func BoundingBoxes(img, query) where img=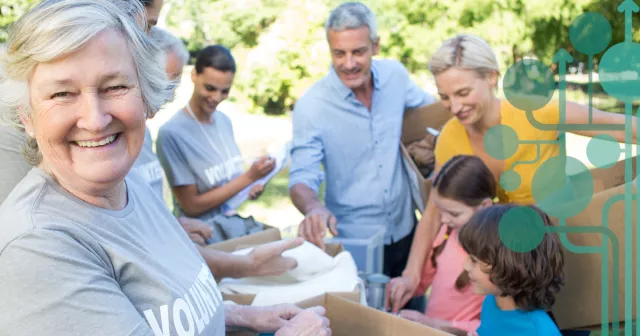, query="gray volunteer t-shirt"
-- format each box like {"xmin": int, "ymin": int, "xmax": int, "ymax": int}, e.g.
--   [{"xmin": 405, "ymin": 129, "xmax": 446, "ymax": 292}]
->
[
  {"xmin": 131, "ymin": 126, "xmax": 164, "ymax": 200},
  {"xmin": 0, "ymin": 168, "xmax": 226, "ymax": 336},
  {"xmin": 0, "ymin": 124, "xmax": 31, "ymax": 204},
  {"xmin": 156, "ymin": 109, "xmax": 243, "ymax": 223}
]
